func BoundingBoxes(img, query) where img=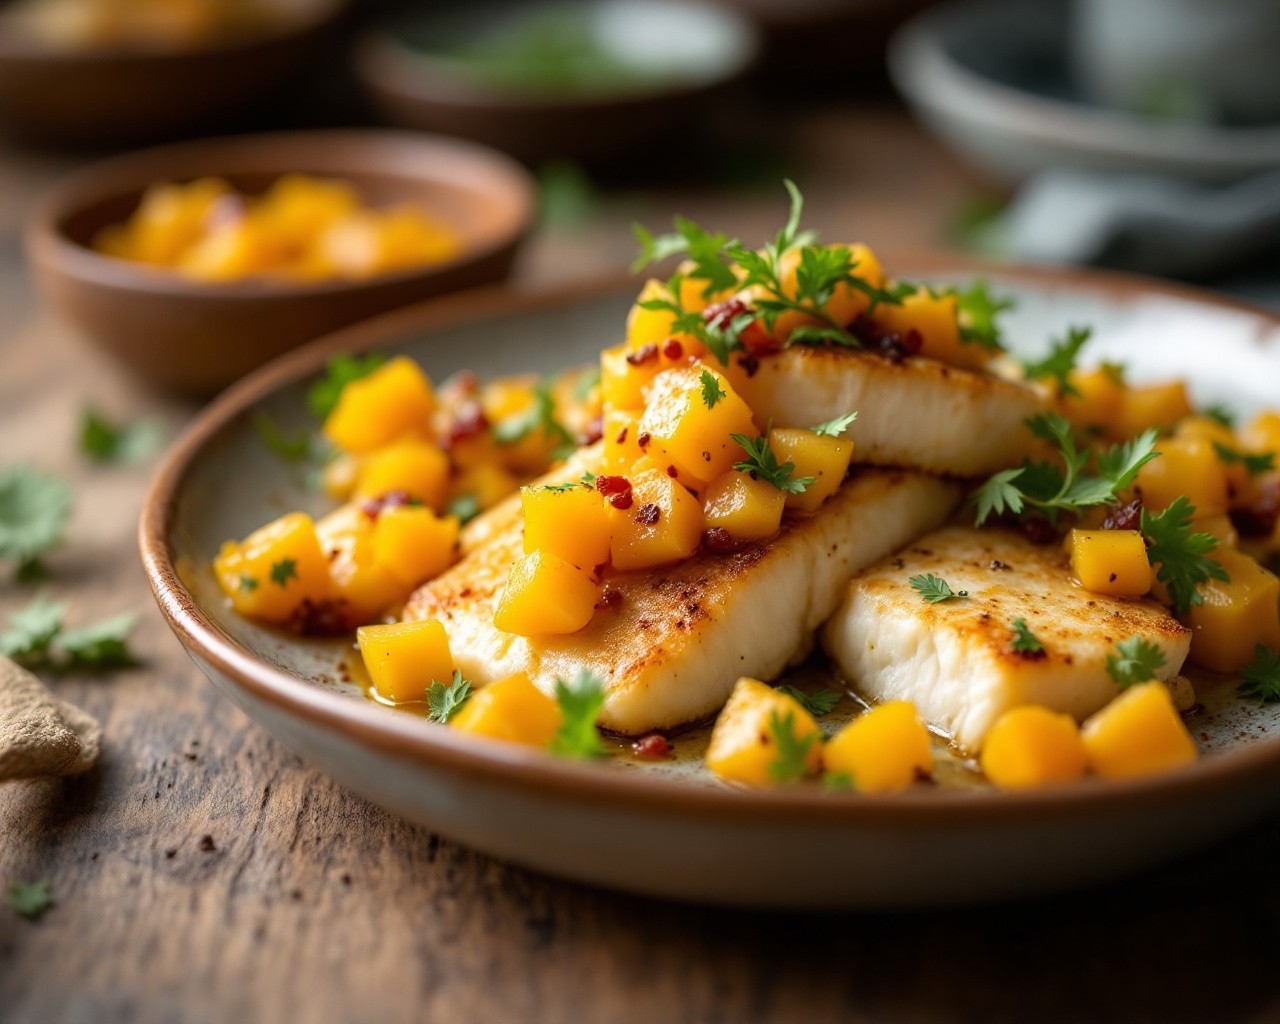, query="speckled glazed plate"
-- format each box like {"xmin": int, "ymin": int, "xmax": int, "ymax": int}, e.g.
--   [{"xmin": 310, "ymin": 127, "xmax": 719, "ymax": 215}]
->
[{"xmin": 140, "ymin": 258, "xmax": 1280, "ymax": 908}]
